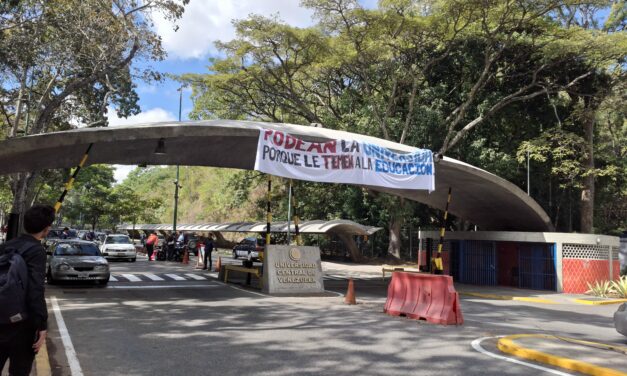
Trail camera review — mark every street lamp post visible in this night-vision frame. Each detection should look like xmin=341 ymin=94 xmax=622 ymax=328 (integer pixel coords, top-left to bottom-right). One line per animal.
xmin=173 ymin=85 xmax=184 ymax=233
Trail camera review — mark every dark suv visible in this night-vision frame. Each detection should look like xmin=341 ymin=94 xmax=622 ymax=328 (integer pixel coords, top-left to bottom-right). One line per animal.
xmin=232 ymin=237 xmax=265 ymax=261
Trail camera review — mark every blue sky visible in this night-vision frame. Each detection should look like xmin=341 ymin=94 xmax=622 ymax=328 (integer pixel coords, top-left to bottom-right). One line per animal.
xmin=109 ymin=0 xmax=373 ymax=181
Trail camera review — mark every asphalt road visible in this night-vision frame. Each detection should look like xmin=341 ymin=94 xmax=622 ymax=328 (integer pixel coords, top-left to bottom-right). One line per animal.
xmin=42 ymin=256 xmax=626 ymax=376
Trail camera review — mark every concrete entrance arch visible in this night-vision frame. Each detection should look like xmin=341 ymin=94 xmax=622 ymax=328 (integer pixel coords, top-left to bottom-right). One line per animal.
xmin=0 ymin=120 xmax=552 ymax=231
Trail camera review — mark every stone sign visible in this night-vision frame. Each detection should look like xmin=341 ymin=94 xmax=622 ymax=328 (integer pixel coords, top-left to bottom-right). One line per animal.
xmin=262 ymin=245 xmax=325 ymax=295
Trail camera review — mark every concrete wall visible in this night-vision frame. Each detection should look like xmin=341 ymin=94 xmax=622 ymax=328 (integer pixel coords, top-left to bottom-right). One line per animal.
xmin=418 ymin=231 xmax=620 ymax=293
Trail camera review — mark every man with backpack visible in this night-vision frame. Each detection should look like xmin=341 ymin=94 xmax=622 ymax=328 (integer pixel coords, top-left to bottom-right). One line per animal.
xmin=0 ymin=205 xmax=55 ymax=376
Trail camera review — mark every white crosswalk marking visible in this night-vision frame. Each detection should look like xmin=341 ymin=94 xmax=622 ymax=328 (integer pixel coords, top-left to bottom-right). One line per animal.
xmin=122 ymin=274 xmax=142 ymax=282
xmin=165 ymin=273 xmax=186 ymax=281
xmin=144 ymin=273 xmax=165 ymax=281
xmin=185 ymin=273 xmax=206 ymax=280
xmin=109 ymin=275 xmax=118 ymax=282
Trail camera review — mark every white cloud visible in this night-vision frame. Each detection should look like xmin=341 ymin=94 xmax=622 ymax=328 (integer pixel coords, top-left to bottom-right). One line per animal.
xmin=153 ymin=0 xmax=314 ymax=59
xmin=113 ymin=165 xmax=137 ymax=183
xmin=107 ymin=107 xmax=176 ymax=182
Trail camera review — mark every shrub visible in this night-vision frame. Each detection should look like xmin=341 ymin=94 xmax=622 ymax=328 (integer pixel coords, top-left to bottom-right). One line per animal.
xmin=586 ymin=280 xmax=613 ymax=297
xmin=611 ymin=276 xmax=627 ymax=298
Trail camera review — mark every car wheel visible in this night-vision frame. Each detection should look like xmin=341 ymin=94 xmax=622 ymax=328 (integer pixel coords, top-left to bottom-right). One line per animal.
xmin=232 ymin=251 xmax=238 ymax=259
xmin=130 ymin=258 xmax=136 ymax=262
xmin=47 ymin=267 xmax=56 ymax=285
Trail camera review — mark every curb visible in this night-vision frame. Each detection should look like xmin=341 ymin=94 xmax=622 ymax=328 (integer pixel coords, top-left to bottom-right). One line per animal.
xmin=35 ymin=338 xmax=52 ymax=376
xmin=497 ymin=334 xmax=627 ymax=376
xmin=572 ymin=298 xmax=627 ymax=306
xmin=459 ymin=292 xmax=557 ymax=305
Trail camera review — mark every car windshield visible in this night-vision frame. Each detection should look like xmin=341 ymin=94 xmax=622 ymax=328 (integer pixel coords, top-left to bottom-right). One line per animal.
xmin=105 ymin=236 xmax=131 ymax=244
xmin=54 ymin=243 xmax=100 ymax=256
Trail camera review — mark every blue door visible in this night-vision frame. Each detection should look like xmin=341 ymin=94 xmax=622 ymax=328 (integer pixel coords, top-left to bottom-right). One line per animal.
xmin=459 ymin=240 xmax=497 ymax=285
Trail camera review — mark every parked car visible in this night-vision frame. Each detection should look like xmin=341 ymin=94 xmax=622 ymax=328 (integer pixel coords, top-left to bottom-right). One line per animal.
xmin=615 ymin=303 xmax=627 ymax=337
xmin=45 ymin=227 xmax=78 ymax=246
xmin=46 ymin=240 xmax=110 ymax=285
xmin=232 ymin=237 xmax=265 ymax=261
xmin=100 ymin=234 xmax=137 ymax=262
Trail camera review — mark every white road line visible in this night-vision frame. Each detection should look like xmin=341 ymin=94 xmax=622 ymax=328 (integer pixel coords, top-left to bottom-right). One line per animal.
xmin=471 ymin=337 xmax=573 ymax=375
xmin=107 ymin=284 xmax=219 ymax=289
xmin=144 ymin=273 xmax=165 ymax=281
xmin=121 ymin=273 xmax=142 ymax=282
xmin=108 ymin=275 xmax=118 ymax=282
xmin=216 ymin=280 xmax=268 ymax=297
xmin=51 ymin=297 xmax=84 ymax=376
xmin=185 ymin=273 xmax=207 ymax=280
xmin=164 ymin=273 xmax=186 ymax=281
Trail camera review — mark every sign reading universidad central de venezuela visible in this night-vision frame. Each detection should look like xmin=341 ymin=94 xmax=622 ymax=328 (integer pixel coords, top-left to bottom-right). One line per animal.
xmin=254 ymin=128 xmax=435 ymax=191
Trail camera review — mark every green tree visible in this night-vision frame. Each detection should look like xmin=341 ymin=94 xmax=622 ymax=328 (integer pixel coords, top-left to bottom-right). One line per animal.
xmin=0 ymin=0 xmax=188 ymax=218
xmin=185 ymin=0 xmax=625 ymax=257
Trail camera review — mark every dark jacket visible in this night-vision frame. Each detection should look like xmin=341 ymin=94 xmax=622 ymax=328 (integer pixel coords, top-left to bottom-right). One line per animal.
xmin=0 ymin=234 xmax=48 ymax=332
xmin=205 ymin=239 xmax=214 ymax=252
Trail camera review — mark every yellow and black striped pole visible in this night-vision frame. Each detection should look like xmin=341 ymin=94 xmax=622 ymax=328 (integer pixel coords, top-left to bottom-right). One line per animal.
xmin=291 ymin=182 xmax=302 ymax=246
xmin=54 ymin=143 xmax=94 ymax=214
xmin=265 ymin=175 xmax=272 ymax=245
xmin=433 ymin=187 xmax=452 ymax=274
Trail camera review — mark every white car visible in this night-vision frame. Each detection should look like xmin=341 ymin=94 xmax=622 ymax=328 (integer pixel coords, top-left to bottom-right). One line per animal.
xmin=100 ymin=234 xmax=137 ymax=262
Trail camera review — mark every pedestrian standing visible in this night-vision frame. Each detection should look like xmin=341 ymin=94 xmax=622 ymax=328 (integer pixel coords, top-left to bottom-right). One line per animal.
xmin=145 ymin=232 xmax=158 ymax=261
xmin=0 ymin=205 xmax=55 ymax=376
xmin=203 ymin=235 xmax=214 ymax=270
xmin=166 ymin=233 xmax=175 ymax=261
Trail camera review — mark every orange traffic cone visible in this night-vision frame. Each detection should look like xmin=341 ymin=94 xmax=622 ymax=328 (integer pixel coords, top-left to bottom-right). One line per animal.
xmin=345 ymin=278 xmax=356 ymax=305
xmin=215 ymin=256 xmax=221 ymax=272
xmin=182 ymin=249 xmax=189 ymax=264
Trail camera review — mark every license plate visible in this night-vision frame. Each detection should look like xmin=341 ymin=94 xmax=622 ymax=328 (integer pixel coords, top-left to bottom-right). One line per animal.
xmin=77 ymin=273 xmax=88 ymax=278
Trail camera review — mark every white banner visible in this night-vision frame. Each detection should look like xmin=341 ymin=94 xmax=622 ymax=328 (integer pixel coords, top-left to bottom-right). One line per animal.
xmin=254 ymin=128 xmax=435 ymax=191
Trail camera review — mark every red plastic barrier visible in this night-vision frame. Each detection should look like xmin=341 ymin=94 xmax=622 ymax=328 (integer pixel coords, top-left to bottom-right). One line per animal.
xmin=384 ymin=272 xmax=463 ymax=325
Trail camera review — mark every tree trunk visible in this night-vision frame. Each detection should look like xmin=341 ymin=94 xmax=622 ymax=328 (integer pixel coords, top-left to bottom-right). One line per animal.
xmin=9 ymin=172 xmax=37 ymax=234
xmin=387 ymin=214 xmax=402 ymax=259
xmin=580 ymin=102 xmax=595 ymax=233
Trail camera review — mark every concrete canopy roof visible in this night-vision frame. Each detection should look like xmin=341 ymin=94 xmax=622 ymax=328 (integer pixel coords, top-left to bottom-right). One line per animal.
xmin=118 ymin=219 xmax=383 ymax=236
xmin=0 ymin=120 xmax=552 ymax=231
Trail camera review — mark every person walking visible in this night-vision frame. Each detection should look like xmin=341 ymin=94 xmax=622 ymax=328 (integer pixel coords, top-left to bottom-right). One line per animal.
xmin=0 ymin=205 xmax=55 ymax=376
xmin=145 ymin=232 xmax=158 ymax=261
xmin=165 ymin=233 xmax=176 ymax=261
xmin=203 ymin=235 xmax=214 ymax=271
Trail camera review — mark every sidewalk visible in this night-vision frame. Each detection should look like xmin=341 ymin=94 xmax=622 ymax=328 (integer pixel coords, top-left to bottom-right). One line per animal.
xmin=498 ymin=334 xmax=627 ymax=375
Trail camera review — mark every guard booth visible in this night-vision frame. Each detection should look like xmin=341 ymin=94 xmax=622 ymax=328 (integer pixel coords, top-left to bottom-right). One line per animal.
xmin=419 ymin=231 xmax=620 ymax=293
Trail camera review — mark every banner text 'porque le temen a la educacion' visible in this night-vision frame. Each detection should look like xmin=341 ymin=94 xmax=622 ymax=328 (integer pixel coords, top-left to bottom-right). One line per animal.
xmin=254 ymin=128 xmax=435 ymax=191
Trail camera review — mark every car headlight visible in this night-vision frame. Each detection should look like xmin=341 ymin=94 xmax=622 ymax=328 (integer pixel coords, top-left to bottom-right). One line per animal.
xmin=57 ymin=263 xmax=71 ymax=271
xmin=94 ymin=264 xmax=108 ymax=271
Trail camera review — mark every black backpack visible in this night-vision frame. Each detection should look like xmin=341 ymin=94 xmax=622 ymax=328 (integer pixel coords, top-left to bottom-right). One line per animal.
xmin=0 ymin=241 xmax=33 ymax=324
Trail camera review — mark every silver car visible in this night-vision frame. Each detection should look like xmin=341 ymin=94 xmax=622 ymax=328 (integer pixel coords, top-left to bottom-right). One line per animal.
xmin=100 ymin=234 xmax=137 ymax=262
xmin=615 ymin=303 xmax=627 ymax=337
xmin=46 ymin=240 xmax=110 ymax=285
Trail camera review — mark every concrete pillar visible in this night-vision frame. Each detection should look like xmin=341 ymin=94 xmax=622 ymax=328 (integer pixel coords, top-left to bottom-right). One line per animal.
xmin=555 ymin=242 xmax=563 ymax=293
xmin=334 ymin=232 xmax=362 ymax=262
xmin=609 ymin=246 xmax=613 ymax=281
